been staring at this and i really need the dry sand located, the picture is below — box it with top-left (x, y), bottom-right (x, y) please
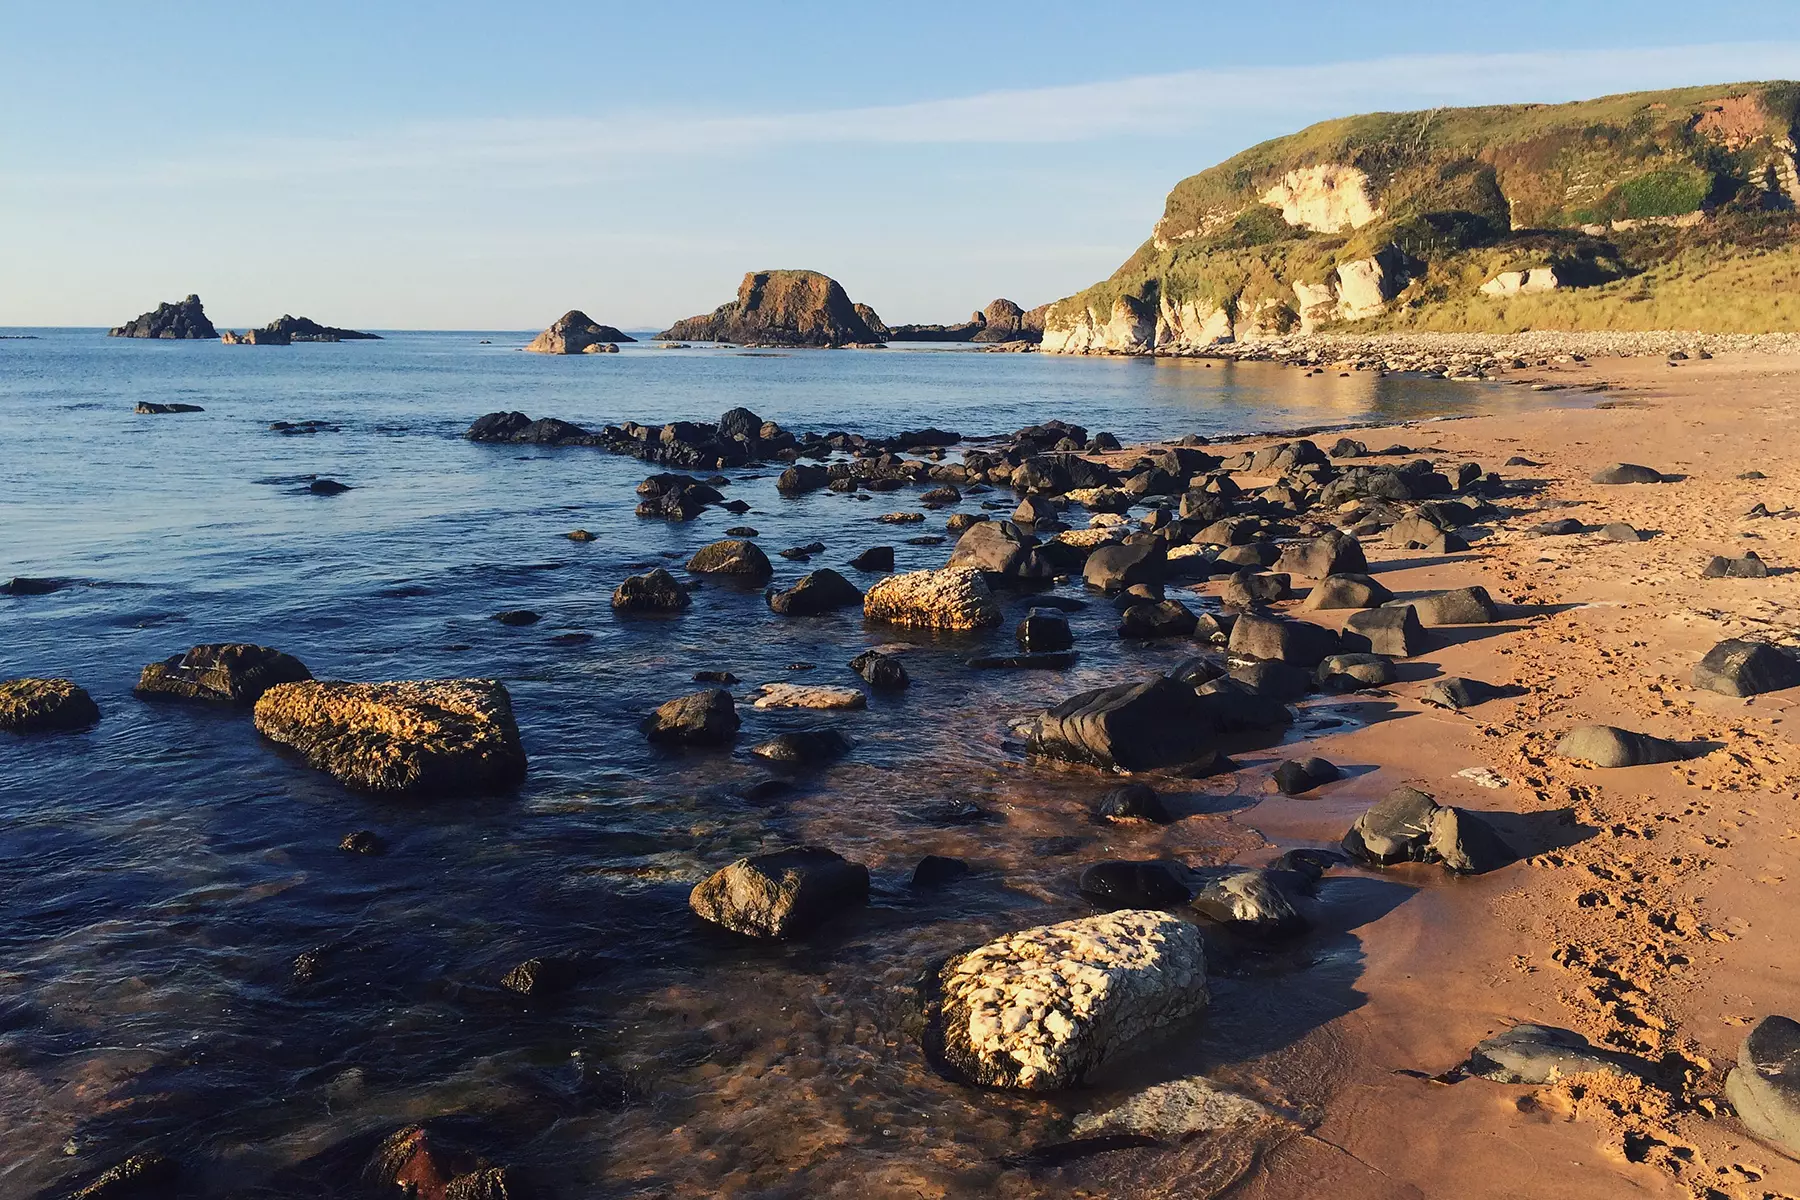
top-left (1163, 352), bottom-right (1800, 1199)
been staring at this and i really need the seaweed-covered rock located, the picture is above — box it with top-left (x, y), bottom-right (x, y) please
top-left (0, 678), bottom-right (100, 733)
top-left (253, 680), bottom-right (527, 795)
top-left (931, 910), bottom-right (1208, 1090)
top-left (689, 846), bottom-right (870, 937)
top-left (134, 643), bottom-right (311, 704)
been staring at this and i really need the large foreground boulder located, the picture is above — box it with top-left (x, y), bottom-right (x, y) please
top-left (135, 643), bottom-right (312, 704)
top-left (253, 680), bottom-right (527, 795)
top-left (864, 568), bottom-right (1001, 630)
top-left (1693, 639), bottom-right (1800, 698)
top-left (689, 847), bottom-right (869, 937)
top-left (1027, 676), bottom-right (1221, 772)
top-left (1726, 1016), bottom-right (1800, 1158)
top-left (0, 678), bottom-right (99, 733)
top-left (656, 269), bottom-right (883, 347)
top-left (947, 520), bottom-right (1051, 579)
top-left (109, 294), bottom-right (216, 339)
top-left (931, 910), bottom-right (1208, 1090)
top-left (524, 309), bottom-right (636, 353)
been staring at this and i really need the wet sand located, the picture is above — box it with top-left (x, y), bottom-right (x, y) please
top-left (1171, 353), bottom-right (1800, 1199)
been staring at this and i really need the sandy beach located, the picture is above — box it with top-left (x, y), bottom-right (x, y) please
top-left (1145, 351), bottom-right (1800, 1200)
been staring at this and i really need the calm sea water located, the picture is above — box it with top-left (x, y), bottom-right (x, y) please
top-left (1, 329), bottom-right (1513, 1197)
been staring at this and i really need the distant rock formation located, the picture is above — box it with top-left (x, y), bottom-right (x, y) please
top-left (888, 298), bottom-right (1047, 343)
top-left (110, 295), bottom-right (216, 339)
top-left (525, 310), bottom-right (637, 354)
top-left (221, 315), bottom-right (380, 345)
top-left (854, 303), bottom-right (890, 339)
top-left (657, 270), bottom-right (883, 347)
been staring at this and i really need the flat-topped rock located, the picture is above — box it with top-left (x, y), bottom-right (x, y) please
top-left (1027, 676), bottom-right (1221, 772)
top-left (864, 568), bottom-right (1001, 630)
top-left (753, 682), bottom-right (866, 710)
top-left (932, 910), bottom-right (1208, 1090)
top-left (0, 678), bottom-right (100, 733)
top-left (1402, 586), bottom-right (1500, 625)
top-left (253, 679), bottom-right (527, 795)
top-left (135, 643), bottom-right (312, 705)
top-left (525, 309), bottom-right (636, 354)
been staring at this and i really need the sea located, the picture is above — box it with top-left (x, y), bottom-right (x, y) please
top-left (0, 328), bottom-right (1525, 1198)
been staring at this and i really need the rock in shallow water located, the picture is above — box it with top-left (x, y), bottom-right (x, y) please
top-left (690, 846), bottom-right (870, 938)
top-left (863, 568), bottom-right (1001, 630)
top-left (0, 677), bottom-right (100, 733)
top-left (753, 683), bottom-right (865, 710)
top-left (766, 568), bottom-right (862, 615)
top-left (641, 687), bottom-right (739, 745)
top-left (1343, 786), bottom-right (1510, 874)
top-left (612, 567), bottom-right (691, 612)
top-left (1079, 860), bottom-right (1193, 908)
top-left (136, 643), bottom-right (312, 705)
top-left (254, 680), bottom-right (527, 796)
top-left (1094, 783), bottom-right (1171, 824)
top-left (68, 1151), bottom-right (180, 1200)
top-left (1027, 676), bottom-right (1222, 772)
top-left (932, 910), bottom-right (1208, 1090)
top-left (849, 649), bottom-right (910, 688)
top-left (750, 728), bottom-right (853, 764)
top-left (685, 538), bottom-right (773, 581)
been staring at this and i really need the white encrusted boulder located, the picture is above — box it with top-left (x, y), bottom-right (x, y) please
top-left (932, 910), bottom-right (1208, 1090)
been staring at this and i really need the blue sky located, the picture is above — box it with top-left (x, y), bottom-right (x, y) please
top-left (4, 1), bottom-right (1800, 330)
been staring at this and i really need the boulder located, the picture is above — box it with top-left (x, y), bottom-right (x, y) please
top-left (947, 520), bottom-right (1050, 578)
top-left (641, 687), bottom-right (739, 745)
top-left (340, 830), bottom-right (386, 854)
top-left (931, 910), bottom-right (1209, 1090)
top-left (524, 309), bottom-right (636, 353)
top-left (1554, 724), bottom-right (1693, 768)
top-left (1693, 639), bottom-right (1800, 698)
top-left (253, 679), bottom-right (527, 795)
top-left (465, 410), bottom-right (593, 444)
top-left (1702, 552), bottom-right (1769, 578)
top-left (1220, 570), bottom-right (1291, 609)
top-left (1216, 541), bottom-right (1280, 570)
top-left (1227, 660), bottom-right (1311, 702)
top-left (864, 568), bottom-right (1002, 630)
top-left (778, 464), bottom-right (830, 494)
top-left (134, 643), bottom-right (312, 705)
top-left (1017, 608), bottom-right (1074, 652)
top-left (1342, 605), bottom-right (1425, 656)
top-left (1079, 860), bottom-right (1194, 908)
top-left (0, 678), bottom-right (99, 733)
top-left (849, 546), bottom-right (896, 572)
top-left (1342, 786), bottom-right (1441, 865)
top-left (753, 683), bottom-right (866, 710)
top-left (1590, 463), bottom-right (1664, 484)
top-left (912, 855), bottom-right (970, 888)
top-left (1094, 783), bottom-right (1172, 824)
top-left (1027, 676), bottom-right (1222, 771)
top-left (1421, 676), bottom-right (1501, 710)
top-left (686, 538), bottom-right (773, 582)
top-left (1428, 806), bottom-right (1514, 874)
top-left (657, 269), bottom-right (884, 347)
top-left (1528, 518), bottom-right (1583, 536)
top-left (1275, 531), bottom-right (1366, 579)
top-left (1726, 1016), bottom-right (1800, 1157)
top-left (1189, 869), bottom-right (1306, 934)
top-left (1302, 573), bottom-right (1393, 610)
top-left (750, 729), bottom-right (854, 764)
top-left (690, 846), bottom-right (870, 937)
top-left (612, 566), bottom-right (691, 612)
top-left (363, 1126), bottom-right (510, 1200)
top-left (2, 576), bottom-right (69, 596)
top-left (1469, 1024), bottom-right (1640, 1084)
top-left (1272, 756), bottom-right (1339, 795)
top-left (1227, 613), bottom-right (1339, 667)
top-left (109, 293), bottom-right (216, 339)
top-left (1118, 599), bottom-right (1199, 639)
top-left (767, 569), bottom-right (863, 615)
top-left (850, 649), bottom-right (910, 688)
top-left (1405, 586), bottom-right (1499, 625)
top-left (1083, 540), bottom-right (1168, 591)
top-left (1316, 652), bottom-right (1396, 691)
top-left (134, 401), bottom-right (204, 414)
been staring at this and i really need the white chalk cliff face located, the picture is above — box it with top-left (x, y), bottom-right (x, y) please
top-left (1043, 292), bottom-right (1301, 355)
top-left (1260, 164), bottom-right (1380, 233)
top-left (1294, 255), bottom-right (1405, 333)
top-left (1040, 296), bottom-right (1155, 355)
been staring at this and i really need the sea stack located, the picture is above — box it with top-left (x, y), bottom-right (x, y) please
top-left (656, 270), bottom-right (884, 347)
top-left (525, 310), bottom-right (637, 354)
top-left (109, 295), bottom-right (217, 339)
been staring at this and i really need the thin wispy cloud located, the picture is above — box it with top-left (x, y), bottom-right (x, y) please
top-left (14, 41), bottom-right (1799, 193)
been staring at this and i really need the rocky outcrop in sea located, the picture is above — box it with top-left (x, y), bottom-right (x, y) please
top-left (524, 309), bottom-right (636, 354)
top-left (109, 294), bottom-right (217, 339)
top-left (656, 270), bottom-right (885, 347)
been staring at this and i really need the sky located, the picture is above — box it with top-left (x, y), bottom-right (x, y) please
top-left (4, 2), bottom-right (1800, 331)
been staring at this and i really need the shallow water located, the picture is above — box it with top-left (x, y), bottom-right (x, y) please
top-left (2, 330), bottom-right (1515, 1196)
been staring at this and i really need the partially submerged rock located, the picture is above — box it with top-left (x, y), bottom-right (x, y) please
top-left (850, 649), bottom-right (910, 688)
top-left (1272, 756), bottom-right (1339, 795)
top-left (689, 847), bottom-right (870, 937)
top-left (1693, 639), bottom-right (1800, 698)
top-left (750, 728), bottom-right (853, 764)
top-left (686, 538), bottom-right (773, 582)
top-left (1554, 724), bottom-right (1694, 768)
top-left (524, 309), bottom-right (636, 353)
top-left (753, 682), bottom-right (866, 710)
top-left (1094, 783), bottom-right (1172, 824)
top-left (766, 568), bottom-right (862, 615)
top-left (68, 1152), bottom-right (180, 1200)
top-left (1079, 860), bottom-right (1194, 908)
top-left (1189, 868), bottom-right (1307, 934)
top-left (1468, 1024), bottom-right (1641, 1084)
top-left (134, 643), bottom-right (312, 704)
top-left (1070, 1075), bottom-right (1268, 1140)
top-left (253, 680), bottom-right (527, 796)
top-left (0, 678), bottom-right (100, 733)
top-left (1027, 676), bottom-right (1221, 772)
top-left (931, 910), bottom-right (1208, 1090)
top-left (641, 688), bottom-right (740, 745)
top-left (613, 566), bottom-right (691, 612)
top-left (864, 568), bottom-right (1001, 630)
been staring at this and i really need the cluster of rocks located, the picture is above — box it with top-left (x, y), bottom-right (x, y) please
top-left (220, 314), bottom-right (381, 344)
top-left (1169, 330), bottom-right (1800, 376)
top-left (887, 297), bottom-right (1049, 344)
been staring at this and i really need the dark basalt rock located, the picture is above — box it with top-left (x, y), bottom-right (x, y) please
top-left (911, 854), bottom-right (970, 888)
top-left (686, 538), bottom-right (773, 582)
top-left (1272, 756), bottom-right (1339, 795)
top-left (1189, 868), bottom-right (1307, 934)
top-left (308, 478), bottom-right (352, 496)
top-left (1094, 783), bottom-right (1172, 824)
top-left (1117, 598), bottom-right (1199, 639)
top-left (67, 1151), bottom-right (180, 1199)
top-left (134, 401), bottom-right (205, 414)
top-left (641, 688), bottom-right (739, 745)
top-left (1275, 531), bottom-right (1366, 579)
top-left (612, 567), bottom-right (691, 612)
top-left (1342, 605), bottom-right (1425, 657)
top-left (778, 463), bottom-right (831, 493)
top-left (850, 650), bottom-right (910, 689)
top-left (780, 541), bottom-right (827, 560)
top-left (1528, 518), bottom-right (1583, 536)
top-left (1193, 676), bottom-right (1294, 733)
top-left (1343, 785), bottom-right (1511, 874)
top-left (1083, 539), bottom-right (1167, 591)
top-left (1220, 569), bottom-right (1291, 609)
top-left (1421, 676), bottom-right (1501, 710)
top-left (1303, 573), bottom-right (1393, 610)
top-left (1227, 660), bottom-right (1311, 702)
top-left (693, 670), bottom-right (739, 684)
top-left (2, 575), bottom-right (69, 596)
top-left (1590, 463), bottom-right (1665, 484)
top-left (849, 545), bottom-right (896, 572)
top-left (1468, 1024), bottom-right (1642, 1084)
top-left (657, 270), bottom-right (884, 347)
top-left (1226, 613), bottom-right (1339, 668)
top-left (1316, 652), bottom-right (1396, 691)
top-left (1027, 676), bottom-right (1221, 771)
top-left (339, 829), bottom-right (386, 854)
top-left (1402, 586), bottom-right (1500, 625)
top-left (767, 569), bottom-right (862, 616)
top-left (491, 609), bottom-right (540, 626)
top-left (1429, 805), bottom-right (1514, 874)
top-left (1726, 1015), bottom-right (1800, 1157)
top-left (1703, 552), bottom-right (1769, 578)
top-left (947, 520), bottom-right (1050, 579)
top-left (1600, 522), bottom-right (1643, 542)
top-left (689, 846), bottom-right (871, 937)
top-left (1693, 639), bottom-right (1800, 697)
top-left (751, 729), bottom-right (853, 764)
top-left (1017, 607), bottom-right (1074, 653)
top-left (135, 643), bottom-right (313, 705)
top-left (466, 410), bottom-right (595, 444)
top-left (1554, 724), bottom-right (1695, 768)
top-left (258, 313), bottom-right (382, 342)
top-left (110, 293), bottom-right (216, 339)
top-left (1078, 860), bottom-right (1193, 908)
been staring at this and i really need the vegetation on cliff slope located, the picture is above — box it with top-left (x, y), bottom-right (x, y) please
top-left (1051, 82), bottom-right (1800, 337)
